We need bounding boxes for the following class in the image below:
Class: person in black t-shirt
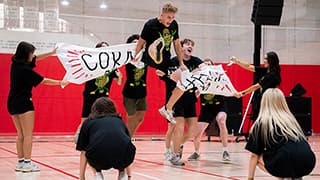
[159,38,202,166]
[231,51,281,121]
[245,88,315,180]
[7,41,68,172]
[133,2,186,74]
[187,59,230,162]
[155,57,179,161]
[123,34,148,136]
[77,97,135,180]
[74,41,123,143]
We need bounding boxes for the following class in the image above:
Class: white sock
[195,150,200,155]
[18,158,24,163]
[222,147,228,152]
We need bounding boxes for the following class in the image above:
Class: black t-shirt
[122,63,147,99]
[8,57,43,106]
[140,17,179,70]
[245,123,316,177]
[251,66,281,120]
[83,70,118,97]
[159,58,179,102]
[173,56,203,105]
[76,115,132,167]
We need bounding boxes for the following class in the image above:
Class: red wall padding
[0,54,319,134]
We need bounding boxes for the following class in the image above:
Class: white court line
[133,172,163,180]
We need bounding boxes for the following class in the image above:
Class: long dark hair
[12,41,35,63]
[88,97,118,120]
[266,51,280,74]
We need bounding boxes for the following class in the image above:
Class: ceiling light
[61,0,69,6]
[100,3,108,9]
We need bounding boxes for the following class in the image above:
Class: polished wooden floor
[0,135,319,180]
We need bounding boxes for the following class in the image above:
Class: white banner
[177,65,237,97]
[56,43,137,84]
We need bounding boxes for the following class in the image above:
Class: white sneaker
[118,170,128,180]
[158,106,176,124]
[21,162,40,172]
[95,172,104,180]
[164,150,174,160]
[15,161,24,172]
[222,151,230,161]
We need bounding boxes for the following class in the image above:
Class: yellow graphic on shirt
[130,67,146,87]
[90,72,111,96]
[148,28,176,64]
[202,94,220,106]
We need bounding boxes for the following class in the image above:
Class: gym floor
[0,135,319,180]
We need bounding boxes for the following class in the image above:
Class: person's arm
[79,151,87,180]
[41,78,68,87]
[133,38,146,61]
[234,83,261,98]
[114,69,123,85]
[173,39,186,70]
[230,56,255,72]
[248,153,259,180]
[36,47,57,61]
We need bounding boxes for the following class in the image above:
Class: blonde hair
[251,88,306,147]
[162,2,178,13]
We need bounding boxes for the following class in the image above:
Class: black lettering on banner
[81,54,97,71]
[99,52,109,69]
[125,51,134,64]
[112,52,121,69]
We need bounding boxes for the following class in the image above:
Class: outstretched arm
[41,78,68,87]
[234,83,261,98]
[36,47,57,61]
[230,56,255,72]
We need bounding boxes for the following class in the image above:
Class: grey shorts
[123,96,147,116]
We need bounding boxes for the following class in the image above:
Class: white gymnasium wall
[1,0,319,64]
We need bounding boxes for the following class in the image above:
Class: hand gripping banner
[177,65,237,97]
[56,43,139,84]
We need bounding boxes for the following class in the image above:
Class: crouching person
[76,97,135,180]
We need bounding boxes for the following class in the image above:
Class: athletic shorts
[123,96,147,116]
[87,142,136,171]
[7,98,34,115]
[173,102,197,118]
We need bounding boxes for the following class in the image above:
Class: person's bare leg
[165,123,175,149]
[193,122,209,152]
[19,111,35,160]
[127,111,145,136]
[172,117,184,154]
[182,117,197,144]
[12,114,24,159]
[166,88,184,111]
[216,112,228,147]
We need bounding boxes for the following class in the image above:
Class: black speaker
[251,0,284,25]
[225,97,242,135]
[290,83,306,97]
[286,97,312,136]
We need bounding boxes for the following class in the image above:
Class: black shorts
[264,140,316,178]
[87,142,136,171]
[173,102,197,118]
[81,94,106,118]
[7,98,34,115]
[198,110,219,123]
